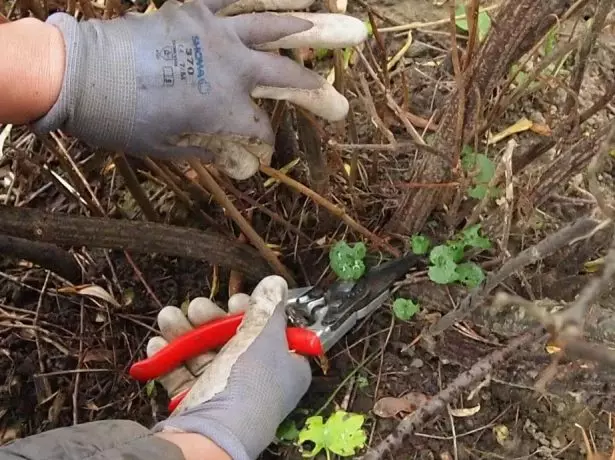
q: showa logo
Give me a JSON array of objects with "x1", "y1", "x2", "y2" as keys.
[{"x1": 192, "y1": 35, "x2": 211, "y2": 95}]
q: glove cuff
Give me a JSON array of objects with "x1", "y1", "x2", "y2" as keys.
[
  {"x1": 32, "y1": 13, "x2": 137, "y2": 152},
  {"x1": 153, "y1": 416, "x2": 251, "y2": 460}
]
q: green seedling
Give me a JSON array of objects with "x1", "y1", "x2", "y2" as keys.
[
  {"x1": 276, "y1": 419, "x2": 300, "y2": 443},
  {"x1": 415, "y1": 224, "x2": 491, "y2": 288},
  {"x1": 329, "y1": 241, "x2": 367, "y2": 281},
  {"x1": 461, "y1": 145, "x2": 497, "y2": 200},
  {"x1": 392, "y1": 297, "x2": 420, "y2": 321},
  {"x1": 410, "y1": 234, "x2": 431, "y2": 255},
  {"x1": 298, "y1": 410, "x2": 367, "y2": 459}
]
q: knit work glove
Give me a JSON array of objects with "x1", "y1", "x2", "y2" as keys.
[
  {"x1": 33, "y1": 0, "x2": 368, "y2": 179},
  {"x1": 148, "y1": 275, "x2": 312, "y2": 460}
]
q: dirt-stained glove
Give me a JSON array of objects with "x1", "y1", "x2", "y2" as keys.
[
  {"x1": 33, "y1": 0, "x2": 368, "y2": 179},
  {"x1": 148, "y1": 275, "x2": 312, "y2": 460}
]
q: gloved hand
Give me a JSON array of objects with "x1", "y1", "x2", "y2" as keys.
[
  {"x1": 33, "y1": 0, "x2": 368, "y2": 179},
  {"x1": 148, "y1": 275, "x2": 312, "y2": 460}
]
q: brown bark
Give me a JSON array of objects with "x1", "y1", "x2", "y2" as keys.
[
  {"x1": 0, "y1": 205, "x2": 273, "y2": 281},
  {"x1": 0, "y1": 234, "x2": 82, "y2": 281},
  {"x1": 528, "y1": 124, "x2": 611, "y2": 209},
  {"x1": 387, "y1": 0, "x2": 574, "y2": 235}
]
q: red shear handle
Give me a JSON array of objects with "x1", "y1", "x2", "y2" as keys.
[{"x1": 129, "y1": 312, "x2": 323, "y2": 382}]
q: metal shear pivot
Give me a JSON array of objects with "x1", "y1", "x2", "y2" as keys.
[{"x1": 286, "y1": 253, "x2": 420, "y2": 352}]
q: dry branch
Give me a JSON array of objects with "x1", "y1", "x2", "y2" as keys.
[
  {"x1": 564, "y1": 0, "x2": 614, "y2": 113},
  {"x1": 0, "y1": 234, "x2": 81, "y2": 281},
  {"x1": 259, "y1": 164, "x2": 400, "y2": 257},
  {"x1": 187, "y1": 160, "x2": 297, "y2": 285},
  {"x1": 0, "y1": 205, "x2": 273, "y2": 281},
  {"x1": 362, "y1": 328, "x2": 545, "y2": 460},
  {"x1": 387, "y1": 0, "x2": 579, "y2": 234},
  {"x1": 428, "y1": 215, "x2": 601, "y2": 336},
  {"x1": 112, "y1": 153, "x2": 160, "y2": 222},
  {"x1": 528, "y1": 123, "x2": 612, "y2": 208}
]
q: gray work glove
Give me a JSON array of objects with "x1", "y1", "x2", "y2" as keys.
[
  {"x1": 148, "y1": 275, "x2": 312, "y2": 460},
  {"x1": 33, "y1": 0, "x2": 368, "y2": 179}
]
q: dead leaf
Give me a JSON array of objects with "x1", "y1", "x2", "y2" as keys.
[
  {"x1": 264, "y1": 158, "x2": 300, "y2": 188},
  {"x1": 0, "y1": 124, "x2": 12, "y2": 162},
  {"x1": 59, "y1": 284, "x2": 121, "y2": 308},
  {"x1": 449, "y1": 404, "x2": 481, "y2": 417},
  {"x1": 529, "y1": 122, "x2": 552, "y2": 136},
  {"x1": 83, "y1": 348, "x2": 113, "y2": 364},
  {"x1": 0, "y1": 424, "x2": 20, "y2": 445},
  {"x1": 122, "y1": 288, "x2": 135, "y2": 307},
  {"x1": 373, "y1": 392, "x2": 429, "y2": 418},
  {"x1": 487, "y1": 117, "x2": 533, "y2": 145},
  {"x1": 493, "y1": 424, "x2": 510, "y2": 446}
]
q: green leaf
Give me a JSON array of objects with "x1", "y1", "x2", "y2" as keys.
[
  {"x1": 468, "y1": 183, "x2": 489, "y2": 199},
  {"x1": 474, "y1": 154, "x2": 495, "y2": 184},
  {"x1": 455, "y1": 5, "x2": 491, "y2": 40},
  {"x1": 298, "y1": 411, "x2": 367, "y2": 458},
  {"x1": 314, "y1": 48, "x2": 330, "y2": 60},
  {"x1": 356, "y1": 375, "x2": 369, "y2": 389},
  {"x1": 460, "y1": 224, "x2": 491, "y2": 250},
  {"x1": 543, "y1": 27, "x2": 558, "y2": 56},
  {"x1": 455, "y1": 262, "x2": 485, "y2": 288},
  {"x1": 477, "y1": 11, "x2": 492, "y2": 40},
  {"x1": 329, "y1": 241, "x2": 367, "y2": 281},
  {"x1": 145, "y1": 380, "x2": 157, "y2": 398},
  {"x1": 410, "y1": 234, "x2": 431, "y2": 255},
  {"x1": 429, "y1": 244, "x2": 456, "y2": 266},
  {"x1": 446, "y1": 241, "x2": 466, "y2": 263},
  {"x1": 393, "y1": 298, "x2": 420, "y2": 321},
  {"x1": 428, "y1": 259, "x2": 459, "y2": 284},
  {"x1": 461, "y1": 148, "x2": 495, "y2": 183},
  {"x1": 276, "y1": 419, "x2": 300, "y2": 442}
]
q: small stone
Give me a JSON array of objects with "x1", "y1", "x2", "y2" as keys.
[
  {"x1": 551, "y1": 437, "x2": 562, "y2": 449},
  {"x1": 410, "y1": 358, "x2": 424, "y2": 368}
]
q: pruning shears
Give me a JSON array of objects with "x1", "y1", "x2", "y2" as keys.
[{"x1": 129, "y1": 252, "x2": 420, "y2": 411}]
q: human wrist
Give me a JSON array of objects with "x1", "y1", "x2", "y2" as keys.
[
  {"x1": 0, "y1": 18, "x2": 65, "y2": 123},
  {"x1": 44, "y1": 21, "x2": 66, "y2": 119},
  {"x1": 155, "y1": 432, "x2": 232, "y2": 460}
]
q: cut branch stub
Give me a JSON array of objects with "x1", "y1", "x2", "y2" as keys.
[{"x1": 386, "y1": 0, "x2": 576, "y2": 235}]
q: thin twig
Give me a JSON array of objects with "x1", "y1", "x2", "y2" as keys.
[
  {"x1": 362, "y1": 327, "x2": 544, "y2": 460},
  {"x1": 564, "y1": 0, "x2": 614, "y2": 113},
  {"x1": 259, "y1": 164, "x2": 400, "y2": 257},
  {"x1": 34, "y1": 271, "x2": 52, "y2": 400},
  {"x1": 587, "y1": 124, "x2": 615, "y2": 219},
  {"x1": 428, "y1": 216, "x2": 602, "y2": 336},
  {"x1": 187, "y1": 160, "x2": 297, "y2": 285},
  {"x1": 113, "y1": 153, "x2": 160, "y2": 222},
  {"x1": 378, "y1": 3, "x2": 501, "y2": 33},
  {"x1": 73, "y1": 299, "x2": 84, "y2": 425}
]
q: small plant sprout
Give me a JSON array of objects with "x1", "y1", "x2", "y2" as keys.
[
  {"x1": 410, "y1": 234, "x2": 431, "y2": 255},
  {"x1": 329, "y1": 241, "x2": 367, "y2": 281},
  {"x1": 392, "y1": 297, "x2": 420, "y2": 321},
  {"x1": 276, "y1": 419, "x2": 300, "y2": 443},
  {"x1": 297, "y1": 410, "x2": 367, "y2": 459},
  {"x1": 417, "y1": 225, "x2": 492, "y2": 288},
  {"x1": 461, "y1": 145, "x2": 497, "y2": 200}
]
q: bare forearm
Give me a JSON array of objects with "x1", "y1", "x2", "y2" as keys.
[{"x1": 0, "y1": 18, "x2": 65, "y2": 124}]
